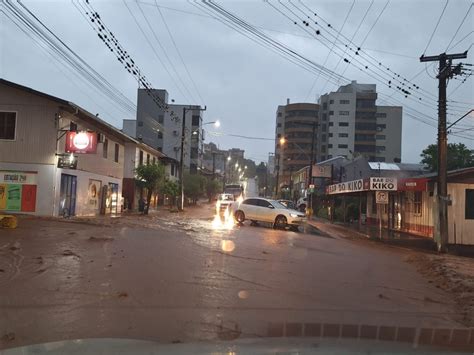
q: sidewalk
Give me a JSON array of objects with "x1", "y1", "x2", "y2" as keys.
[{"x1": 307, "y1": 217, "x2": 436, "y2": 251}]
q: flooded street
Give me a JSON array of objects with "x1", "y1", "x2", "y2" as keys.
[{"x1": 0, "y1": 205, "x2": 468, "y2": 349}]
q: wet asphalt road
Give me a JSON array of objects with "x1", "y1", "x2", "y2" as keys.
[{"x1": 0, "y1": 207, "x2": 464, "y2": 349}]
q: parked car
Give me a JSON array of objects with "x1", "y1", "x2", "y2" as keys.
[
  {"x1": 216, "y1": 193, "x2": 235, "y2": 214},
  {"x1": 278, "y1": 199, "x2": 296, "y2": 210},
  {"x1": 296, "y1": 197, "x2": 308, "y2": 212},
  {"x1": 232, "y1": 197, "x2": 306, "y2": 231}
]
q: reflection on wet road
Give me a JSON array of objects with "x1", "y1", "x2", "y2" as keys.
[{"x1": 0, "y1": 212, "x2": 466, "y2": 349}]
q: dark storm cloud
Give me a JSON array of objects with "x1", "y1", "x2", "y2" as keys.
[{"x1": 1, "y1": 0, "x2": 472, "y2": 163}]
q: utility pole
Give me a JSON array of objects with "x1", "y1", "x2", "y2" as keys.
[
  {"x1": 212, "y1": 152, "x2": 216, "y2": 178},
  {"x1": 307, "y1": 120, "x2": 317, "y2": 216},
  {"x1": 420, "y1": 51, "x2": 467, "y2": 252},
  {"x1": 179, "y1": 105, "x2": 206, "y2": 211}
]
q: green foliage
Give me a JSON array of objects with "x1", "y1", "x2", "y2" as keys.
[
  {"x1": 206, "y1": 178, "x2": 222, "y2": 201},
  {"x1": 183, "y1": 173, "x2": 205, "y2": 203},
  {"x1": 316, "y1": 207, "x2": 329, "y2": 219},
  {"x1": 135, "y1": 162, "x2": 165, "y2": 214},
  {"x1": 161, "y1": 180, "x2": 179, "y2": 197},
  {"x1": 420, "y1": 143, "x2": 474, "y2": 172}
]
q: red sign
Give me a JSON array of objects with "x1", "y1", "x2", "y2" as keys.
[
  {"x1": 399, "y1": 178, "x2": 428, "y2": 191},
  {"x1": 21, "y1": 185, "x2": 37, "y2": 212},
  {"x1": 65, "y1": 131, "x2": 97, "y2": 154}
]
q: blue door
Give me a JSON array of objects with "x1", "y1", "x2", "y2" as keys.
[{"x1": 60, "y1": 174, "x2": 77, "y2": 216}]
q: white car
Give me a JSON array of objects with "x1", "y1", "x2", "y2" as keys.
[{"x1": 232, "y1": 197, "x2": 306, "y2": 230}]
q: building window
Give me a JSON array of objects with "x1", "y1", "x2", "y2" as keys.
[
  {"x1": 466, "y1": 189, "x2": 474, "y2": 219},
  {"x1": 322, "y1": 134, "x2": 326, "y2": 142},
  {"x1": 137, "y1": 121, "x2": 144, "y2": 127},
  {"x1": 329, "y1": 122, "x2": 334, "y2": 127},
  {"x1": 191, "y1": 147, "x2": 198, "y2": 159},
  {"x1": 339, "y1": 111, "x2": 349, "y2": 115},
  {"x1": 277, "y1": 123, "x2": 282, "y2": 127},
  {"x1": 340, "y1": 100, "x2": 350, "y2": 104},
  {"x1": 339, "y1": 133, "x2": 349, "y2": 138},
  {"x1": 328, "y1": 144, "x2": 333, "y2": 148},
  {"x1": 338, "y1": 144, "x2": 348, "y2": 148},
  {"x1": 114, "y1": 143, "x2": 119, "y2": 163},
  {"x1": 355, "y1": 122, "x2": 377, "y2": 130},
  {"x1": 376, "y1": 135, "x2": 386, "y2": 140},
  {"x1": 158, "y1": 115, "x2": 164, "y2": 123},
  {"x1": 146, "y1": 153, "x2": 150, "y2": 164},
  {"x1": 355, "y1": 134, "x2": 375, "y2": 141},
  {"x1": 414, "y1": 191, "x2": 422, "y2": 215},
  {"x1": 158, "y1": 131, "x2": 163, "y2": 139},
  {"x1": 376, "y1": 124, "x2": 387, "y2": 131},
  {"x1": 139, "y1": 150, "x2": 143, "y2": 165},
  {"x1": 322, "y1": 124, "x2": 327, "y2": 131},
  {"x1": 152, "y1": 157, "x2": 156, "y2": 164},
  {"x1": 103, "y1": 138, "x2": 108, "y2": 159},
  {"x1": 191, "y1": 115, "x2": 200, "y2": 126},
  {"x1": 0, "y1": 112, "x2": 16, "y2": 140},
  {"x1": 321, "y1": 145, "x2": 326, "y2": 153},
  {"x1": 329, "y1": 111, "x2": 334, "y2": 115},
  {"x1": 277, "y1": 112, "x2": 282, "y2": 117},
  {"x1": 277, "y1": 133, "x2": 281, "y2": 138},
  {"x1": 329, "y1": 99, "x2": 334, "y2": 104},
  {"x1": 376, "y1": 146, "x2": 386, "y2": 152},
  {"x1": 171, "y1": 164, "x2": 175, "y2": 176},
  {"x1": 322, "y1": 113, "x2": 327, "y2": 121},
  {"x1": 376, "y1": 112, "x2": 387, "y2": 118},
  {"x1": 328, "y1": 133, "x2": 333, "y2": 137},
  {"x1": 339, "y1": 122, "x2": 349, "y2": 127},
  {"x1": 356, "y1": 99, "x2": 375, "y2": 108}
]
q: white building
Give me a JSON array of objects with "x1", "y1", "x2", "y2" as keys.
[
  {"x1": 0, "y1": 79, "x2": 134, "y2": 216},
  {"x1": 135, "y1": 88, "x2": 204, "y2": 174},
  {"x1": 319, "y1": 81, "x2": 402, "y2": 163}
]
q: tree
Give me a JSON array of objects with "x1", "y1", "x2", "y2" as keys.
[
  {"x1": 420, "y1": 143, "x2": 474, "y2": 172},
  {"x1": 206, "y1": 178, "x2": 222, "y2": 202},
  {"x1": 135, "y1": 162, "x2": 165, "y2": 214},
  {"x1": 183, "y1": 173, "x2": 205, "y2": 205},
  {"x1": 161, "y1": 180, "x2": 179, "y2": 208}
]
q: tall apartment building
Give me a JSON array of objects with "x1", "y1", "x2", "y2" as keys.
[
  {"x1": 274, "y1": 101, "x2": 319, "y2": 188},
  {"x1": 134, "y1": 89, "x2": 203, "y2": 174},
  {"x1": 319, "y1": 81, "x2": 402, "y2": 162}
]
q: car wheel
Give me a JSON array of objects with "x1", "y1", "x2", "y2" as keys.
[
  {"x1": 234, "y1": 210, "x2": 245, "y2": 224},
  {"x1": 274, "y1": 215, "x2": 287, "y2": 229}
]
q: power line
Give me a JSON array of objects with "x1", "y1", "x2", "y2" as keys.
[
  {"x1": 3, "y1": 1, "x2": 136, "y2": 117},
  {"x1": 121, "y1": 0, "x2": 192, "y2": 102},
  {"x1": 194, "y1": 1, "x2": 348, "y2": 86},
  {"x1": 447, "y1": 30, "x2": 473, "y2": 51},
  {"x1": 303, "y1": 0, "x2": 355, "y2": 102},
  {"x1": 446, "y1": 3, "x2": 473, "y2": 51},
  {"x1": 154, "y1": 0, "x2": 205, "y2": 105},
  {"x1": 423, "y1": 0, "x2": 449, "y2": 54}
]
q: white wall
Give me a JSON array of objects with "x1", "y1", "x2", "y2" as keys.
[
  {"x1": 0, "y1": 162, "x2": 56, "y2": 216},
  {"x1": 448, "y1": 183, "x2": 474, "y2": 245}
]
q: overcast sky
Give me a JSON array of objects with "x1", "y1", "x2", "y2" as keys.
[{"x1": 1, "y1": 0, "x2": 473, "y2": 164}]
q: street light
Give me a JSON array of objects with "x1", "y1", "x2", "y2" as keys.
[
  {"x1": 279, "y1": 137, "x2": 286, "y2": 145},
  {"x1": 227, "y1": 156, "x2": 231, "y2": 161},
  {"x1": 203, "y1": 120, "x2": 221, "y2": 128},
  {"x1": 275, "y1": 136, "x2": 286, "y2": 197}
]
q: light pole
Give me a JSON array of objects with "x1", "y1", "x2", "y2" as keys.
[{"x1": 275, "y1": 137, "x2": 286, "y2": 198}]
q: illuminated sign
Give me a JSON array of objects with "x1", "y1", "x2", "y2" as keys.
[
  {"x1": 312, "y1": 165, "x2": 332, "y2": 178},
  {"x1": 65, "y1": 131, "x2": 97, "y2": 154}
]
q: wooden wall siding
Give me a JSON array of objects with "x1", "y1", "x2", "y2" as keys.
[{"x1": 448, "y1": 183, "x2": 474, "y2": 245}]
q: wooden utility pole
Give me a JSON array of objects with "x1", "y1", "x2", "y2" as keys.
[{"x1": 420, "y1": 51, "x2": 467, "y2": 251}]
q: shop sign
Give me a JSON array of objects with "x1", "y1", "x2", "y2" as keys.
[
  {"x1": 312, "y1": 165, "x2": 331, "y2": 178},
  {"x1": 370, "y1": 177, "x2": 397, "y2": 191},
  {"x1": 65, "y1": 131, "x2": 97, "y2": 154},
  {"x1": 327, "y1": 179, "x2": 365, "y2": 195},
  {"x1": 376, "y1": 191, "x2": 389, "y2": 204},
  {"x1": 399, "y1": 178, "x2": 428, "y2": 191},
  {"x1": 57, "y1": 156, "x2": 78, "y2": 169},
  {"x1": 0, "y1": 171, "x2": 37, "y2": 212}
]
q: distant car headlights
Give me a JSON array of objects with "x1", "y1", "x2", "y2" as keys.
[{"x1": 290, "y1": 213, "x2": 299, "y2": 218}]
